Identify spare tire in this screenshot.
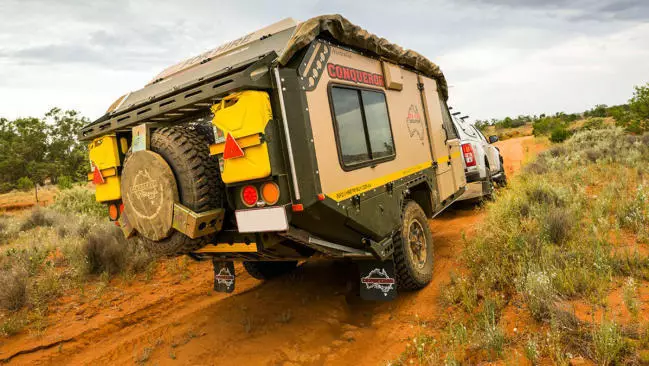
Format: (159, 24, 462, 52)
(122, 125, 224, 256)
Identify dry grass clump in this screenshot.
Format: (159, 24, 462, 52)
(0, 268, 28, 311)
(19, 207, 61, 231)
(85, 225, 154, 275)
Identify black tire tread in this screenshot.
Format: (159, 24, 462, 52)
(393, 200, 434, 291)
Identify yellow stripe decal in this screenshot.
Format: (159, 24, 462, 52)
(326, 161, 432, 202)
(195, 242, 258, 253)
(435, 151, 461, 165)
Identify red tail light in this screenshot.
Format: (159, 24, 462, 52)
(241, 185, 258, 207)
(462, 143, 476, 167)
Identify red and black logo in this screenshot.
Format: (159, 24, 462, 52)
(327, 63, 384, 88)
(361, 268, 396, 296)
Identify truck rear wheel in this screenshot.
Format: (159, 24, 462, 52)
(394, 201, 434, 290)
(122, 125, 224, 256)
(243, 261, 298, 280)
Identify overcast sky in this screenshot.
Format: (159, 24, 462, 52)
(1, 0, 648, 122)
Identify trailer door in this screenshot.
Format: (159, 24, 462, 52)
(418, 75, 466, 202)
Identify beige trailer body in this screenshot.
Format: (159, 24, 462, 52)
(306, 42, 465, 205)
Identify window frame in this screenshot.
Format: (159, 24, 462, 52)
(327, 83, 397, 171)
(473, 126, 488, 143)
(438, 98, 460, 141)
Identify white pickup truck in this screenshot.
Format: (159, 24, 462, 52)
(450, 113, 506, 200)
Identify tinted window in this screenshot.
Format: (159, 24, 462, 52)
(361, 90, 394, 159)
(331, 88, 370, 165)
(331, 87, 395, 169)
(439, 98, 459, 140)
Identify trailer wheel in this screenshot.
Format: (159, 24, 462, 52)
(243, 261, 298, 280)
(394, 201, 434, 290)
(122, 125, 224, 256)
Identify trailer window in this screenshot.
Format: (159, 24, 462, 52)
(439, 97, 459, 140)
(330, 86, 395, 169)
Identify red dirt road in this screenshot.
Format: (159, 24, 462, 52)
(0, 136, 538, 366)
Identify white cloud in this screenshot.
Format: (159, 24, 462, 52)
(443, 22, 649, 120)
(0, 0, 647, 122)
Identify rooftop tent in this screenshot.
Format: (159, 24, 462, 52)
(278, 14, 449, 100)
(81, 14, 448, 140)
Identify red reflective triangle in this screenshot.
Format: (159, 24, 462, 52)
(91, 161, 105, 184)
(223, 132, 244, 159)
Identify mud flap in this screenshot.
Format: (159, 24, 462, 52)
(212, 259, 235, 293)
(358, 260, 397, 301)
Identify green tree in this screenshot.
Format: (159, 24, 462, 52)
(16, 177, 33, 191)
(615, 83, 649, 133)
(0, 108, 89, 190)
(44, 108, 89, 182)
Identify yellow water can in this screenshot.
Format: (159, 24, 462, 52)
(88, 135, 122, 202)
(210, 91, 272, 184)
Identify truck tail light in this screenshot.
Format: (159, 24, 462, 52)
(108, 203, 119, 221)
(261, 182, 280, 205)
(462, 143, 476, 167)
(241, 185, 258, 207)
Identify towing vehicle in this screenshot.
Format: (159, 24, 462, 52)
(449, 112, 506, 201)
(81, 15, 466, 300)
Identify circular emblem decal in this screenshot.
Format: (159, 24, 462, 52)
(121, 150, 179, 241)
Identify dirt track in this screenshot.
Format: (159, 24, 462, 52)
(0, 136, 542, 365)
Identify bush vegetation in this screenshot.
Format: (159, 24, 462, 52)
(0, 190, 157, 336)
(475, 82, 649, 141)
(397, 128, 649, 364)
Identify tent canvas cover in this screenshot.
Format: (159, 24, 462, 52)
(86, 14, 448, 135)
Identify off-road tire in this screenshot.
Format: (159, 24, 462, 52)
(496, 156, 507, 186)
(393, 201, 434, 291)
(243, 261, 298, 280)
(132, 124, 224, 256)
(483, 158, 495, 199)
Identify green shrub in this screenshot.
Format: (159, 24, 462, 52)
(57, 175, 73, 190)
(592, 321, 626, 365)
(0, 313, 26, 336)
(521, 270, 555, 320)
(581, 117, 606, 131)
(0, 182, 15, 193)
(549, 127, 571, 143)
(16, 176, 33, 191)
(51, 187, 104, 217)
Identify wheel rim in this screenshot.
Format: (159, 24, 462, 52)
(407, 219, 427, 269)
